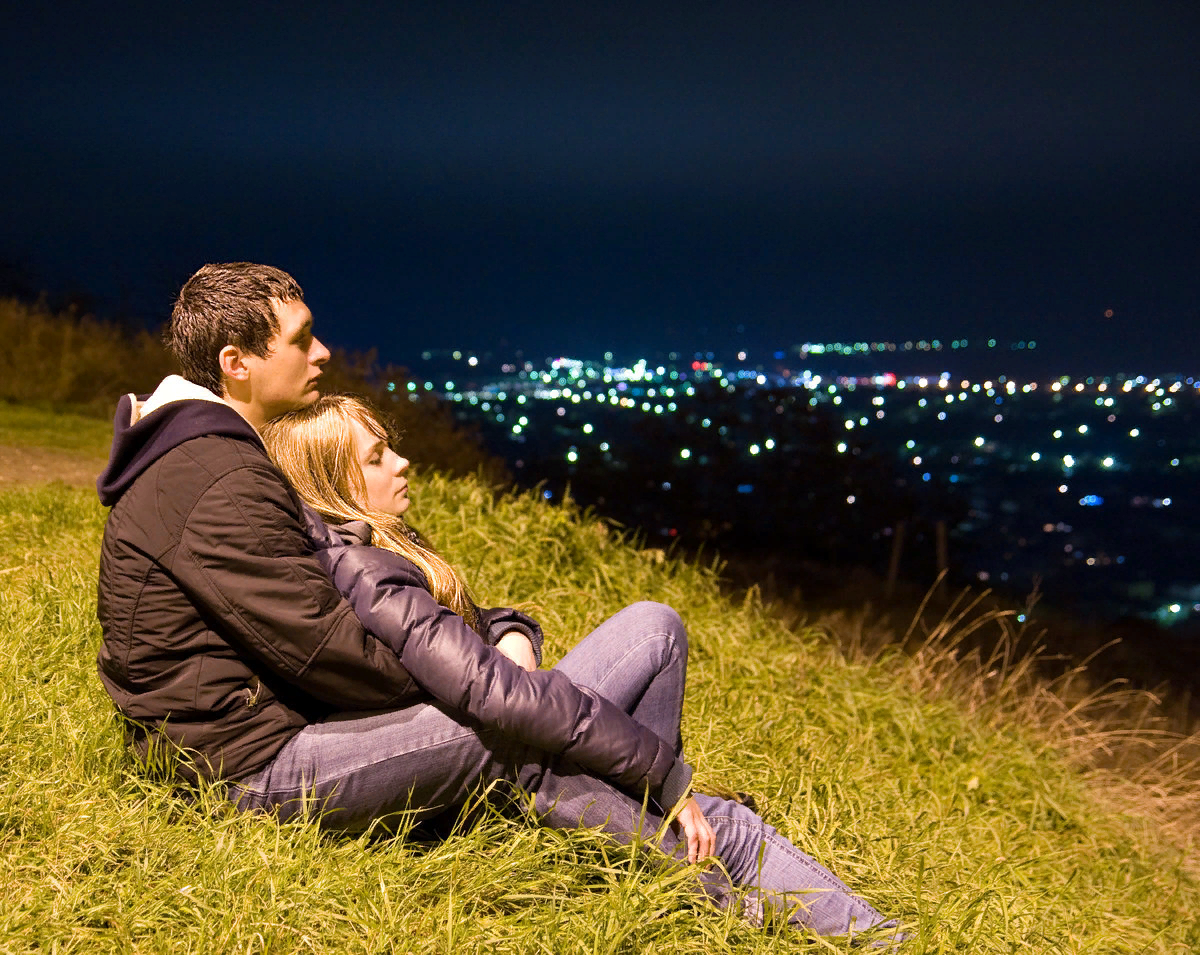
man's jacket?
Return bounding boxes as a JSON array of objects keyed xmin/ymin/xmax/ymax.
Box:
[
  {"xmin": 95, "ymin": 376, "xmax": 689, "ymax": 808},
  {"xmin": 96, "ymin": 376, "xmax": 421, "ymax": 783}
]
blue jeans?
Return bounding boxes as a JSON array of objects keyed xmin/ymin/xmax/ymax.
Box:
[{"xmin": 228, "ymin": 601, "xmax": 897, "ymax": 939}]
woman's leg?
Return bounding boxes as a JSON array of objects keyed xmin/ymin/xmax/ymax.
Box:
[
  {"xmin": 536, "ymin": 767, "xmax": 899, "ymax": 940},
  {"xmin": 546, "ymin": 604, "xmax": 894, "ymax": 936},
  {"xmin": 553, "ymin": 601, "xmax": 687, "ymax": 752},
  {"xmin": 225, "ymin": 702, "xmax": 897, "ymax": 939}
]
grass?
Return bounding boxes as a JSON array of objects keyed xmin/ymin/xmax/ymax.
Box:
[
  {"xmin": 2, "ymin": 461, "xmax": 1200, "ymax": 950},
  {"xmin": 0, "ymin": 401, "xmax": 115, "ymax": 457}
]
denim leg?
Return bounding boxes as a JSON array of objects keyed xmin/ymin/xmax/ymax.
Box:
[
  {"xmin": 536, "ymin": 767, "xmax": 895, "ymax": 939},
  {"xmin": 553, "ymin": 601, "xmax": 687, "ymax": 753},
  {"xmin": 226, "ymin": 702, "xmax": 549, "ymax": 831},
  {"xmin": 691, "ymin": 794, "xmax": 898, "ymax": 937}
]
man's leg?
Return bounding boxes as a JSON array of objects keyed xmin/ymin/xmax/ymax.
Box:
[
  {"xmin": 226, "ymin": 702, "xmax": 548, "ymax": 831},
  {"xmin": 553, "ymin": 601, "xmax": 687, "ymax": 753},
  {"xmin": 226, "ymin": 702, "xmax": 897, "ymax": 939}
]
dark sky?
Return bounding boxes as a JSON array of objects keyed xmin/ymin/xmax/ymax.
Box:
[{"xmin": 3, "ymin": 1, "xmax": 1198, "ymax": 371}]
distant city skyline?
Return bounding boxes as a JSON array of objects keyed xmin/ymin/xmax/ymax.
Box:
[{"xmin": 403, "ymin": 332, "xmax": 1187, "ymax": 380}]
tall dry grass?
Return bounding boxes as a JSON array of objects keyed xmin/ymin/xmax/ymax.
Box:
[
  {"xmin": 809, "ymin": 580, "xmax": 1200, "ymax": 863},
  {"xmin": 2, "ymin": 460, "xmax": 1199, "ymax": 949}
]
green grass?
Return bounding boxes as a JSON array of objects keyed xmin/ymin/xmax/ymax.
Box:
[
  {"xmin": 2, "ymin": 468, "xmax": 1199, "ymax": 952},
  {"xmin": 0, "ymin": 401, "xmax": 115, "ymax": 457}
]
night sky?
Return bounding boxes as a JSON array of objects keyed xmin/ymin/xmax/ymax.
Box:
[{"xmin": 3, "ymin": 1, "xmax": 1197, "ymax": 371}]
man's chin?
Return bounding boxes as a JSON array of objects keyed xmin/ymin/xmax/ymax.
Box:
[{"xmin": 261, "ymin": 391, "xmax": 322, "ymax": 423}]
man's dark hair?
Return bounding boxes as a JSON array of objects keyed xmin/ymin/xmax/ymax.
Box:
[{"xmin": 165, "ymin": 262, "xmax": 304, "ymax": 395}]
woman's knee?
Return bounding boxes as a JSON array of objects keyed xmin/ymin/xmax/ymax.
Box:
[{"xmin": 625, "ymin": 601, "xmax": 687, "ymax": 655}]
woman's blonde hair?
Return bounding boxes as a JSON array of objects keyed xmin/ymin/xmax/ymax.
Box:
[{"xmin": 261, "ymin": 394, "xmax": 479, "ymax": 631}]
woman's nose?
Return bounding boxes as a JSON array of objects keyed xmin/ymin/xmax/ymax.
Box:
[{"xmin": 396, "ymin": 456, "xmax": 409, "ymax": 474}]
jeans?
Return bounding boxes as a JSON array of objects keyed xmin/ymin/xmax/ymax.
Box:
[{"xmin": 227, "ymin": 601, "xmax": 897, "ymax": 939}]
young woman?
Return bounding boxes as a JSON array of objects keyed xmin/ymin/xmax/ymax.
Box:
[{"xmin": 251, "ymin": 394, "xmax": 903, "ymax": 942}]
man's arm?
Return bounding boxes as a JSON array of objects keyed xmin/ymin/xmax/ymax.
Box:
[{"xmin": 175, "ymin": 456, "xmax": 418, "ymax": 709}]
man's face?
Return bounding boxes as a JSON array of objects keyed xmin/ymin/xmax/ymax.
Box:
[{"xmin": 244, "ymin": 299, "xmax": 331, "ymax": 421}]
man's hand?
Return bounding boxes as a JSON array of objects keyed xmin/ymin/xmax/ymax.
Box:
[
  {"xmin": 674, "ymin": 796, "xmax": 716, "ymax": 864},
  {"xmin": 495, "ymin": 631, "xmax": 538, "ymax": 671}
]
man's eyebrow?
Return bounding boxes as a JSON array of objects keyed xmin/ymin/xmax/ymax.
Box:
[{"xmin": 289, "ymin": 319, "xmax": 313, "ymax": 342}]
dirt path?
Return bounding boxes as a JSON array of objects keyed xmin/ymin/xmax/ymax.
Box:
[{"xmin": 0, "ymin": 444, "xmax": 108, "ymax": 489}]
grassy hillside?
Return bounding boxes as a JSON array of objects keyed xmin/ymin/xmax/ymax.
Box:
[
  {"xmin": 0, "ymin": 401, "xmax": 115, "ymax": 458},
  {"xmin": 2, "ymin": 457, "xmax": 1198, "ymax": 949}
]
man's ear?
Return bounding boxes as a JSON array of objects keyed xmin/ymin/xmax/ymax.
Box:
[
  {"xmin": 218, "ymin": 345, "xmax": 251, "ymax": 384},
  {"xmin": 217, "ymin": 345, "xmax": 254, "ymax": 400}
]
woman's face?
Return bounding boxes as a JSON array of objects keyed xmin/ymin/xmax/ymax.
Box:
[{"xmin": 349, "ymin": 417, "xmax": 410, "ymax": 515}]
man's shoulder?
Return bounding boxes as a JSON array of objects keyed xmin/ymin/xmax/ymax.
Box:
[
  {"xmin": 157, "ymin": 432, "xmax": 276, "ymax": 486},
  {"xmin": 116, "ymin": 432, "xmax": 288, "ymax": 524},
  {"xmin": 105, "ymin": 433, "xmax": 307, "ymax": 566}
]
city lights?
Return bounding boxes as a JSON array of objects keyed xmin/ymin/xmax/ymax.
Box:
[{"xmin": 423, "ymin": 347, "xmax": 1194, "ymax": 626}]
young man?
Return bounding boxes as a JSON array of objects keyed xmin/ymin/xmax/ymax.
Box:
[{"xmin": 95, "ymin": 262, "xmax": 424, "ymax": 783}]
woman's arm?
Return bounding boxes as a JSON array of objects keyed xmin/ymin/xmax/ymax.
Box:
[
  {"xmin": 318, "ymin": 543, "xmax": 693, "ymax": 808},
  {"xmin": 495, "ymin": 631, "xmax": 538, "ymax": 671},
  {"xmin": 476, "ymin": 607, "xmax": 544, "ymax": 663}
]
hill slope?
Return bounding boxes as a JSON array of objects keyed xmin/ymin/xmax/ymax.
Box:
[{"xmin": 1, "ymin": 452, "xmax": 1197, "ymax": 951}]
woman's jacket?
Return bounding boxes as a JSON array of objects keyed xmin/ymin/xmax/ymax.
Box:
[{"xmin": 305, "ymin": 511, "xmax": 693, "ymax": 810}]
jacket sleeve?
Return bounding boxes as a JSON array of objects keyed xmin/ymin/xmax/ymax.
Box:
[
  {"xmin": 476, "ymin": 606, "xmax": 544, "ymax": 664},
  {"xmin": 321, "ymin": 543, "xmax": 693, "ymax": 807},
  {"xmin": 173, "ymin": 458, "xmax": 418, "ymax": 710}
]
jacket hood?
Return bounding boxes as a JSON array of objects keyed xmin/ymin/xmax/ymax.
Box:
[{"xmin": 97, "ymin": 375, "xmax": 263, "ymax": 507}]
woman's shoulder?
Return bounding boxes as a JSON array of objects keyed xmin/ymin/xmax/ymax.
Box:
[
  {"xmin": 299, "ymin": 505, "xmax": 373, "ymax": 549},
  {"xmin": 299, "ymin": 506, "xmax": 429, "ymax": 590},
  {"xmin": 328, "ymin": 519, "xmax": 373, "ymax": 546}
]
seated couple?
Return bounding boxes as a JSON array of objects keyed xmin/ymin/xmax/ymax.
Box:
[{"xmin": 95, "ymin": 262, "xmax": 905, "ymax": 944}]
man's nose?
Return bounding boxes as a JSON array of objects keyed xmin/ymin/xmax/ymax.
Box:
[{"xmin": 311, "ymin": 337, "xmax": 331, "ymax": 365}]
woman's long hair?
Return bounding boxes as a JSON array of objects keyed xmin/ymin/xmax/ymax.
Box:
[{"xmin": 262, "ymin": 394, "xmax": 479, "ymax": 631}]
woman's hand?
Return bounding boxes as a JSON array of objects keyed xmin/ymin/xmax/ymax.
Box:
[
  {"xmin": 495, "ymin": 631, "xmax": 538, "ymax": 671},
  {"xmin": 674, "ymin": 796, "xmax": 716, "ymax": 864}
]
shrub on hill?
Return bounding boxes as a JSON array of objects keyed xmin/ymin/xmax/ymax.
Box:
[
  {"xmin": 0, "ymin": 297, "xmax": 175, "ymax": 413},
  {"xmin": 0, "ymin": 297, "xmax": 505, "ymax": 483}
]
